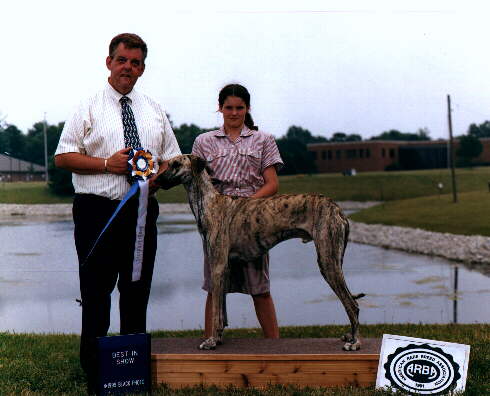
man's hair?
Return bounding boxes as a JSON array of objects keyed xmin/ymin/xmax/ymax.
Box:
[{"xmin": 109, "ymin": 33, "xmax": 148, "ymax": 62}]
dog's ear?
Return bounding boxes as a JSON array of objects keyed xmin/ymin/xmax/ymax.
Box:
[
  {"xmin": 205, "ymin": 162, "xmax": 214, "ymax": 176},
  {"xmin": 191, "ymin": 155, "xmax": 208, "ymax": 175}
]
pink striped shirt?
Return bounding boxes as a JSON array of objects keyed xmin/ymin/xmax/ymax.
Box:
[{"xmin": 192, "ymin": 126, "xmax": 283, "ymax": 197}]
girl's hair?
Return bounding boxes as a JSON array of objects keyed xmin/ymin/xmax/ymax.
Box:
[{"xmin": 218, "ymin": 84, "xmax": 258, "ymax": 130}]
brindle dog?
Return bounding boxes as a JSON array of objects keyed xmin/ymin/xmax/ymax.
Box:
[{"xmin": 156, "ymin": 154, "xmax": 364, "ymax": 351}]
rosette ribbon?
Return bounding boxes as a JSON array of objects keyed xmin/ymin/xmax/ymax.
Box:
[{"xmin": 83, "ymin": 148, "xmax": 157, "ymax": 281}]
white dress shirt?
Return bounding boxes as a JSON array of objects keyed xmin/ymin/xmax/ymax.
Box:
[{"xmin": 55, "ymin": 82, "xmax": 181, "ymax": 200}]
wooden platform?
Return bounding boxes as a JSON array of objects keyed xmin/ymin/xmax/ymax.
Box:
[{"xmin": 152, "ymin": 338, "xmax": 381, "ymax": 389}]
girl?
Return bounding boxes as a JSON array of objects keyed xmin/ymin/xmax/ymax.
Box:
[{"xmin": 192, "ymin": 84, "xmax": 284, "ymax": 339}]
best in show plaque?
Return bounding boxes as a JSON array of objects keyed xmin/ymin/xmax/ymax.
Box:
[{"xmin": 96, "ymin": 333, "xmax": 151, "ymax": 395}]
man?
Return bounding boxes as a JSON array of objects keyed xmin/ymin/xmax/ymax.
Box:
[{"xmin": 55, "ymin": 33, "xmax": 181, "ymax": 391}]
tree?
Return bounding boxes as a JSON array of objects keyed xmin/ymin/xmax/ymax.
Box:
[
  {"xmin": 173, "ymin": 123, "xmax": 207, "ymax": 154},
  {"xmin": 329, "ymin": 132, "xmax": 347, "ymax": 142},
  {"xmin": 284, "ymin": 125, "xmax": 327, "ymax": 144},
  {"xmin": 276, "ymin": 137, "xmax": 317, "ymax": 175},
  {"xmin": 24, "ymin": 122, "xmax": 64, "ymax": 165},
  {"xmin": 0, "ymin": 124, "xmax": 26, "ymax": 158},
  {"xmin": 329, "ymin": 132, "xmax": 362, "ymax": 142},
  {"xmin": 345, "ymin": 133, "xmax": 362, "ymax": 141},
  {"xmin": 48, "ymin": 157, "xmax": 74, "ymax": 196},
  {"xmin": 274, "ymin": 126, "xmax": 328, "ymax": 175},
  {"xmin": 468, "ymin": 121, "xmax": 490, "ymax": 138},
  {"xmin": 416, "ymin": 127, "xmax": 431, "ymax": 140},
  {"xmin": 370, "ymin": 129, "xmax": 431, "ymax": 141},
  {"xmin": 20, "ymin": 121, "xmax": 69, "ymax": 196},
  {"xmin": 0, "ymin": 111, "xmax": 6, "ymax": 130},
  {"xmin": 0, "ymin": 117, "xmax": 6, "ymax": 152},
  {"xmin": 457, "ymin": 134, "xmax": 483, "ymax": 166}
]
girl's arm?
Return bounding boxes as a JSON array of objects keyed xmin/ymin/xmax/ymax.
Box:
[{"xmin": 251, "ymin": 166, "xmax": 279, "ymax": 198}]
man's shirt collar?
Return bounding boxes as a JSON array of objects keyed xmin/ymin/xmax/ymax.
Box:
[{"xmin": 106, "ymin": 80, "xmax": 135, "ymax": 103}]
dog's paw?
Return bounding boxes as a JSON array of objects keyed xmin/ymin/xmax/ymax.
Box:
[
  {"xmin": 199, "ymin": 337, "xmax": 217, "ymax": 350},
  {"xmin": 342, "ymin": 339, "xmax": 361, "ymax": 351},
  {"xmin": 340, "ymin": 333, "xmax": 352, "ymax": 342}
]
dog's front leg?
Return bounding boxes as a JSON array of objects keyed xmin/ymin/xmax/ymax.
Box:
[{"xmin": 199, "ymin": 242, "xmax": 229, "ymax": 350}]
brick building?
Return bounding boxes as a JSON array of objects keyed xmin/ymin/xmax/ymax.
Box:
[
  {"xmin": 307, "ymin": 138, "xmax": 490, "ymax": 173},
  {"xmin": 0, "ymin": 153, "xmax": 46, "ymax": 182}
]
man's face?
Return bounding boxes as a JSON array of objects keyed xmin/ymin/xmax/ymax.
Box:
[{"xmin": 106, "ymin": 43, "xmax": 145, "ymax": 95}]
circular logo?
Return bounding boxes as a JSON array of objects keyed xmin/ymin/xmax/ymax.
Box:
[
  {"xmin": 127, "ymin": 148, "xmax": 156, "ymax": 183},
  {"xmin": 136, "ymin": 156, "xmax": 149, "ymax": 172},
  {"xmin": 384, "ymin": 343, "xmax": 461, "ymax": 395}
]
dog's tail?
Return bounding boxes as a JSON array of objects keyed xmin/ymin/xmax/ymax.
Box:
[{"xmin": 352, "ymin": 293, "xmax": 366, "ymax": 300}]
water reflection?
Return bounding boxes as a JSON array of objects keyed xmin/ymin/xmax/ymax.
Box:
[{"xmin": 0, "ymin": 214, "xmax": 488, "ymax": 334}]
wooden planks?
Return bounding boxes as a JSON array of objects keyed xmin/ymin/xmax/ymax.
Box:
[{"xmin": 152, "ymin": 338, "xmax": 381, "ymax": 389}]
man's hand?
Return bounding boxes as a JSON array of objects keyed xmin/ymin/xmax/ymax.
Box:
[{"xmin": 106, "ymin": 147, "xmax": 132, "ymax": 174}]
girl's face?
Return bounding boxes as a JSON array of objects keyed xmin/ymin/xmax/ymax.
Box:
[{"xmin": 219, "ymin": 96, "xmax": 249, "ymax": 131}]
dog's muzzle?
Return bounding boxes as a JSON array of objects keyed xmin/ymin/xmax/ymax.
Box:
[{"xmin": 155, "ymin": 172, "xmax": 181, "ymax": 190}]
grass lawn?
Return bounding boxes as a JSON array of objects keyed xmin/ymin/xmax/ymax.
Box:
[
  {"xmin": 2, "ymin": 166, "xmax": 490, "ymax": 205},
  {"xmin": 277, "ymin": 166, "xmax": 490, "ymax": 202},
  {"xmin": 0, "ymin": 324, "xmax": 487, "ymax": 395},
  {"xmin": 350, "ymin": 190, "xmax": 490, "ymax": 237},
  {"xmin": 0, "ymin": 182, "xmax": 73, "ymax": 204}
]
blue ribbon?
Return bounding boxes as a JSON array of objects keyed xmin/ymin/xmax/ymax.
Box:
[{"xmin": 83, "ymin": 181, "xmax": 141, "ymax": 266}]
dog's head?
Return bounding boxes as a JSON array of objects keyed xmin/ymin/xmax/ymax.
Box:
[{"xmin": 155, "ymin": 154, "xmax": 209, "ymax": 189}]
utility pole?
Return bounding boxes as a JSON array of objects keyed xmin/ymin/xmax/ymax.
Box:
[
  {"xmin": 447, "ymin": 95, "xmax": 457, "ymax": 203},
  {"xmin": 453, "ymin": 266, "xmax": 459, "ymax": 324},
  {"xmin": 43, "ymin": 113, "xmax": 49, "ymax": 183}
]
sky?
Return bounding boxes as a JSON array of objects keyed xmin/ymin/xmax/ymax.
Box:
[{"xmin": 1, "ymin": 0, "xmax": 490, "ymax": 141}]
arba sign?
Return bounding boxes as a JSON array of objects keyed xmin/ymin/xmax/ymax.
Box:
[{"xmin": 376, "ymin": 334, "xmax": 470, "ymax": 395}]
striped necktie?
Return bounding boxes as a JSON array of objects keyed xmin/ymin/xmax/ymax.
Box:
[{"xmin": 120, "ymin": 96, "xmax": 142, "ymax": 149}]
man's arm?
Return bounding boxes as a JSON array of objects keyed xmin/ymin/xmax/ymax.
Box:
[{"xmin": 55, "ymin": 148, "xmax": 132, "ymax": 175}]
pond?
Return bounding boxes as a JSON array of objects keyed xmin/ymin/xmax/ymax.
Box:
[{"xmin": 0, "ymin": 214, "xmax": 488, "ymax": 334}]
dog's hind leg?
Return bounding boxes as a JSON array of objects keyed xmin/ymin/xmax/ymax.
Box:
[{"xmin": 314, "ymin": 223, "xmax": 361, "ymax": 351}]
